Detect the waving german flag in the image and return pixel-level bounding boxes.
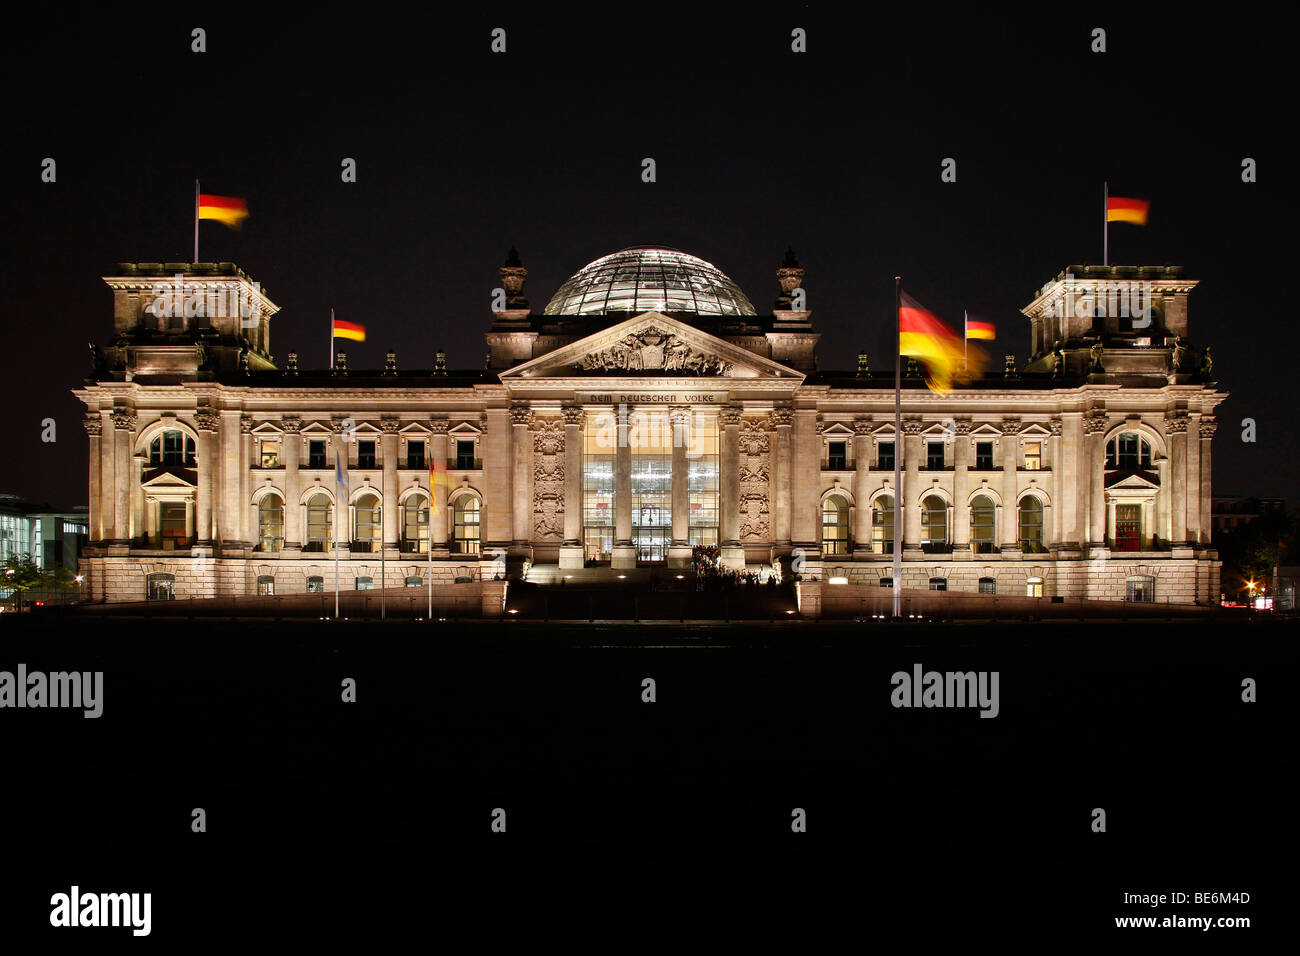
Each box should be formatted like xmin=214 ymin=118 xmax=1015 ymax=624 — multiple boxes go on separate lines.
xmin=900 ymin=292 xmax=965 ymax=394
xmin=197 ymin=193 xmax=249 ymax=229
xmin=1106 ymin=196 xmax=1150 ymax=225
xmin=331 ymin=314 xmax=366 ymax=342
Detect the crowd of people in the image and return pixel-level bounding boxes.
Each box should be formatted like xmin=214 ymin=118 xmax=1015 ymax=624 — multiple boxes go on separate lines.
xmin=690 ymin=546 xmax=784 ymax=591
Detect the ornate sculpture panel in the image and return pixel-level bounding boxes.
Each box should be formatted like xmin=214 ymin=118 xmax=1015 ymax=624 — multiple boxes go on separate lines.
xmin=738 ymin=417 xmax=771 ymax=540
xmin=574 ymin=326 xmax=733 ymax=375
xmin=532 ymin=419 xmax=565 ymax=539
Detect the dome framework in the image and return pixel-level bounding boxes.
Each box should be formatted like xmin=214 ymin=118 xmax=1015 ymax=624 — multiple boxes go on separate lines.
xmin=544 ymin=246 xmax=756 ymax=317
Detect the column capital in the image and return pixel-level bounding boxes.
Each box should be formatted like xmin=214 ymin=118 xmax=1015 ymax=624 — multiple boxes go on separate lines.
xmin=902 ymin=419 xmax=924 ymax=436
xmin=240 ymin=415 xmax=255 ymax=434
xmin=379 ymin=417 xmax=401 ymax=434
xmin=773 ymin=405 xmax=795 ymax=428
xmin=111 ymin=409 xmax=137 ymax=431
xmin=999 ymin=418 xmax=1023 ymax=435
xmin=509 ymin=404 xmax=534 ymax=427
xmin=428 ymin=418 xmax=450 ymax=434
xmin=83 ymin=414 xmax=103 ymax=436
xmin=721 ymin=405 xmax=744 ymax=426
xmin=1164 ymin=413 xmax=1190 ymax=434
xmin=280 ymin=416 xmax=303 ymax=434
xmin=1049 ymin=418 xmax=1063 ymax=436
xmin=1199 ymin=419 xmax=1217 ymax=439
xmin=561 ymin=405 xmax=585 ymax=427
xmin=954 ymin=420 xmax=973 ymax=435
xmin=1082 ymin=412 xmax=1109 ymax=435
xmin=852 ymin=417 xmax=873 ymax=435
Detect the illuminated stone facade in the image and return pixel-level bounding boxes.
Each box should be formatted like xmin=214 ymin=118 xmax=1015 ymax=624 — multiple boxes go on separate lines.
xmin=74 ymin=249 xmax=1226 ymax=605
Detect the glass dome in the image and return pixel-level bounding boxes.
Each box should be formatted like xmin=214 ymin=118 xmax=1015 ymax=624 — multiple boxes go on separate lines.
xmin=544 ymin=247 xmax=756 ymax=317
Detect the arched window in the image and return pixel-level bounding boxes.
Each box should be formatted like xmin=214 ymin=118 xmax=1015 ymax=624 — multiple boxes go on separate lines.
xmin=970 ymin=494 xmax=996 ymax=553
xmin=921 ymin=495 xmax=949 ymax=553
xmin=353 ymin=493 xmax=381 ymax=553
xmin=978 ymin=577 xmax=996 ymax=594
xmin=1105 ymin=433 xmax=1153 ymax=469
xmin=1026 ymin=576 xmax=1044 ymax=598
xmin=257 ymin=494 xmax=284 ymax=552
xmin=305 ymin=494 xmax=333 ymax=552
xmin=149 ymin=430 xmax=196 ymax=466
xmin=306 ymin=575 xmax=324 ymax=593
xmin=256 ymin=575 xmax=275 ymax=596
xmin=146 ymin=572 xmax=174 ymax=600
xmin=453 ymin=496 xmax=481 ymax=554
xmin=402 ymin=495 xmax=429 ymax=553
xmin=355 ymin=576 xmax=374 ymax=590
xmin=821 ymin=495 xmax=850 ymax=555
xmin=872 ymin=495 xmax=894 ymax=552
xmin=1018 ymin=497 xmax=1045 ymax=553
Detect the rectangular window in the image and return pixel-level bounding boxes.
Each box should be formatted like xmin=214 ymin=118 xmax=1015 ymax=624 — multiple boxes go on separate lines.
xmin=583 ymin=414 xmax=615 ymax=561
xmin=631 ymin=411 xmax=672 ymax=563
xmin=926 ymin=441 xmax=945 ymax=470
xmin=357 ymin=440 xmax=376 ymax=469
xmin=159 ymin=502 xmax=187 ymax=549
xmin=308 ymin=440 xmax=327 ymax=469
xmin=256 ymin=576 xmax=275 ymax=596
xmin=406 ymin=440 xmax=425 ymax=470
xmin=687 ymin=415 xmax=719 ymax=548
xmin=877 ymin=441 xmax=894 ymax=471
xmin=456 ymin=440 xmax=476 ymax=469
xmin=975 ymin=441 xmax=994 ymax=470
xmin=1023 ymin=441 xmax=1042 ymax=470
xmin=1115 ymin=504 xmax=1141 ymax=551
xmin=978 ymin=577 xmax=996 ymax=594
xmin=259 ymin=440 xmax=280 ymax=469
xmin=1026 ymin=579 xmax=1044 ymax=598
xmin=1126 ymin=576 xmax=1155 ymax=602
xmin=827 ymin=440 xmax=847 ymax=470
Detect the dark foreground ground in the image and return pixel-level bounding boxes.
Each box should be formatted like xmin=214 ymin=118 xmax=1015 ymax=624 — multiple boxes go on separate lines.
xmin=0 ymin=616 xmax=1292 ymax=945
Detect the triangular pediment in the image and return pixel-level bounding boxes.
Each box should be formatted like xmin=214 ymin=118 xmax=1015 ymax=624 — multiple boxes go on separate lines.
xmin=141 ymin=471 xmax=196 ymax=492
xmin=500 ymin=312 xmax=803 ymax=382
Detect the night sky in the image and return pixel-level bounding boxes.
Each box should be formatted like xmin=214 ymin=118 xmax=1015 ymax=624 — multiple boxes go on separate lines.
xmin=2 ymin=3 xmax=1292 ymax=507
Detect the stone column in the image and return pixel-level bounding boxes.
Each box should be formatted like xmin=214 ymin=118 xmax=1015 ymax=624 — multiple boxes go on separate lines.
xmin=560 ymin=407 xmax=585 ymax=569
xmin=1199 ymin=419 xmax=1216 ymax=547
xmin=131 ymin=453 xmax=146 ymax=545
xmin=852 ymin=418 xmax=872 ymax=555
xmin=380 ymin=418 xmax=400 ymax=551
xmin=999 ymin=420 xmax=1021 ymax=550
xmin=330 ymin=422 xmax=351 ymax=556
xmin=111 ymin=410 xmax=135 ymax=546
xmin=195 ymin=409 xmax=219 ymax=548
xmin=1085 ymin=413 xmax=1108 ymax=549
xmin=282 ymin=417 xmax=303 ymax=551
xmin=720 ymin=404 xmax=744 ymax=568
xmin=510 ymin=404 xmax=533 ymax=552
xmin=1061 ymin=413 xmax=1084 ymax=547
xmin=1167 ymin=413 xmax=1189 ymax=546
xmin=1048 ymin=419 xmax=1063 ymax=548
xmin=239 ymin=417 xmax=254 ymax=548
xmin=666 ymin=407 xmax=691 ymax=569
xmin=1186 ymin=415 xmax=1202 ymax=545
xmin=85 ymin=414 xmax=103 ymax=543
xmin=952 ymin=421 xmax=972 ymax=552
xmin=220 ymin=410 xmax=243 ymax=549
xmin=773 ymin=405 xmax=794 ymax=553
xmin=429 ymin=420 xmax=450 ymax=553
xmin=612 ymin=404 xmax=635 ymax=569
xmin=902 ymin=421 xmax=922 ymax=554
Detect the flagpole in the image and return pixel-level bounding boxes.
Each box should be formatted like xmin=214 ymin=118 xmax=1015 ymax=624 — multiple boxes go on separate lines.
xmin=334 ymin=457 xmax=341 ymax=620
xmin=1103 ymin=181 xmax=1109 ymax=266
xmin=193 ymin=179 xmax=200 ymax=264
xmin=427 ymin=488 xmax=433 ymax=621
xmin=380 ymin=499 xmax=386 ymax=620
xmin=893 ymin=276 xmax=903 ymax=620
xmin=329 ymin=308 xmax=335 ymax=370
xmin=963 ymin=309 xmax=968 ymax=372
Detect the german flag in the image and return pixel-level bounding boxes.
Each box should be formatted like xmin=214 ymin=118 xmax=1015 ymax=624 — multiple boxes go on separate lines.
xmin=966 ymin=316 xmax=996 ymax=340
xmin=197 ymin=194 xmax=249 ymax=229
xmin=429 ymin=459 xmax=454 ymax=516
xmin=900 ymin=292 xmax=965 ymax=394
xmin=332 ymin=316 xmax=366 ymax=342
xmin=1106 ymin=196 xmax=1150 ymax=225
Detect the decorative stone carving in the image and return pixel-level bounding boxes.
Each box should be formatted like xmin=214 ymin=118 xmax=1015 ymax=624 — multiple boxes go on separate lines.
xmin=509 ymin=404 xmax=533 ymax=427
xmin=240 ymin=415 xmax=254 ymax=434
xmin=111 ymin=410 xmax=137 ymax=431
xmin=194 ymin=410 xmax=219 ymax=433
xmin=1049 ymin=419 xmax=1063 ymax=436
xmin=1199 ymin=419 xmax=1217 ymax=439
xmin=954 ymin=421 xmax=973 ymax=436
xmin=772 ymin=406 xmax=794 ymax=428
xmin=1164 ymin=414 xmax=1189 ymax=435
xmin=1082 ymin=412 xmax=1109 ymax=436
xmin=83 ymin=414 xmax=102 ymax=436
xmin=428 ymin=419 xmax=449 ymax=435
xmin=531 ymin=419 xmax=565 ymax=539
xmin=561 ymin=406 xmax=585 ymax=427
xmin=853 ymin=417 xmax=873 ymax=435
xmin=379 ymin=418 xmax=401 ymax=434
xmin=738 ymin=417 xmax=772 ymax=540
xmin=281 ymin=416 xmax=303 ymax=434
xmin=574 ymin=326 xmax=733 ymax=375
xmin=1000 ymin=419 xmax=1023 ymax=435
xmin=721 ymin=405 xmax=744 ymax=427
xmin=902 ymin=420 xmax=924 ymax=436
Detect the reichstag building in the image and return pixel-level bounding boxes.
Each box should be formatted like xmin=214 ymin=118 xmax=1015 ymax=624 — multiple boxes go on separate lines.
xmin=74 ymin=246 xmax=1226 ymax=604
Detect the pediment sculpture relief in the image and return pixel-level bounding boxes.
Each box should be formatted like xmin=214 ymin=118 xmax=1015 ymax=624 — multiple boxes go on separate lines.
xmin=574 ymin=326 xmax=734 ymax=375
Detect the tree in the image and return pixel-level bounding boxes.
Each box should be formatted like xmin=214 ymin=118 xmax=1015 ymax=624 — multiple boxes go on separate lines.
xmin=1216 ymin=506 xmax=1299 ymax=599
xmin=2 ymin=553 xmax=43 ymax=614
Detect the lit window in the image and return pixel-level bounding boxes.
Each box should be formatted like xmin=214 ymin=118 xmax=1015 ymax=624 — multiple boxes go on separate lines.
xmin=306 ymin=575 xmax=324 ymax=593
xmin=306 ymin=494 xmax=333 ymax=552
xmin=1026 ymin=577 xmax=1043 ymax=598
xmin=403 ymin=495 xmax=429 ymax=553
xmin=1018 ymin=497 xmax=1045 ymax=553
xmin=1126 ymin=575 xmax=1155 ymax=603
xmin=1023 ymin=441 xmax=1041 ymax=470
xmin=146 ymin=572 xmax=174 ymax=600
xmin=821 ymin=495 xmax=850 ymax=556
xmin=405 ymin=575 xmax=422 ymax=588
xmin=871 ymin=495 xmax=894 ymax=553
xmin=921 ymin=495 xmax=948 ymax=553
xmin=159 ymin=501 xmax=187 ymax=549
xmin=256 ymin=575 xmax=275 ymax=596
xmin=453 ymin=496 xmax=481 ymax=554
xmin=970 ymin=495 xmax=996 ymax=553
xmin=259 ymin=440 xmax=280 ymax=469
xmin=355 ymin=576 xmax=374 ymax=590
xmin=257 ymin=495 xmax=284 ymax=552
xmin=353 ymin=493 xmax=381 ymax=552
xmin=1115 ymin=503 xmax=1141 ymax=552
